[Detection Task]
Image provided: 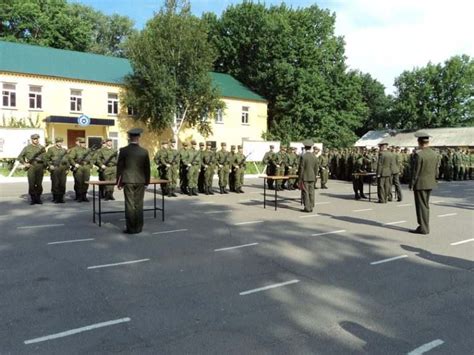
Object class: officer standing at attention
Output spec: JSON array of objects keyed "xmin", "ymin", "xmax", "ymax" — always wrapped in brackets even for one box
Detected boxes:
[
  {"xmin": 185, "ymin": 140, "xmax": 201, "ymax": 196},
  {"xmin": 216, "ymin": 142, "xmax": 230, "ymax": 194},
  {"xmin": 197, "ymin": 142, "xmax": 206, "ymax": 193},
  {"xmin": 409, "ymin": 132, "xmax": 438, "ymax": 235},
  {"xmin": 155, "ymin": 141, "xmax": 169, "ymax": 196},
  {"xmin": 179, "ymin": 142, "xmax": 190, "ymax": 194},
  {"xmin": 44, "ymin": 137, "xmax": 68, "ymax": 203},
  {"xmin": 228, "ymin": 145, "xmax": 237, "ymax": 192},
  {"xmin": 286, "ymin": 146, "xmax": 299, "ymax": 190},
  {"xmin": 166, "ymin": 139, "xmax": 180, "ymax": 197},
  {"xmin": 312, "ymin": 146, "xmax": 321, "ymax": 189},
  {"xmin": 298, "ymin": 140, "xmax": 319, "ymax": 213},
  {"xmin": 233, "ymin": 145, "xmax": 246, "ymax": 193},
  {"xmin": 262, "ymin": 145, "xmax": 276, "ymax": 189},
  {"xmin": 18, "ymin": 133, "xmax": 46, "ymax": 205},
  {"xmin": 68, "ymin": 137, "xmax": 92, "ymax": 202},
  {"xmin": 376, "ymin": 142, "xmax": 394, "ymax": 203},
  {"xmin": 390, "ymin": 146, "xmax": 403, "ymax": 202},
  {"xmin": 201, "ymin": 142, "xmax": 215, "ymax": 195},
  {"xmin": 97, "ymin": 138, "xmax": 118, "ymax": 201},
  {"xmin": 116, "ymin": 128, "xmax": 151, "ymax": 234},
  {"xmin": 319, "ymin": 148, "xmax": 329, "ymax": 189}
]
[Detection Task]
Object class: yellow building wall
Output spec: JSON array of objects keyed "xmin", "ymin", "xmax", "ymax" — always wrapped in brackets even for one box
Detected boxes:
[{"xmin": 1, "ymin": 72, "xmax": 268, "ymax": 156}]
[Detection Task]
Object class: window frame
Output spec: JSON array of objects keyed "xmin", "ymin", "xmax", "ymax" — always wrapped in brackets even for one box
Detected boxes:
[
  {"xmin": 241, "ymin": 106, "xmax": 250, "ymax": 125},
  {"xmin": 2, "ymin": 83, "xmax": 17, "ymax": 108},
  {"xmin": 215, "ymin": 109, "xmax": 224, "ymax": 124},
  {"xmin": 29, "ymin": 85, "xmax": 42, "ymax": 110},
  {"xmin": 107, "ymin": 93, "xmax": 119, "ymax": 116},
  {"xmin": 70, "ymin": 89, "xmax": 83, "ymax": 113}
]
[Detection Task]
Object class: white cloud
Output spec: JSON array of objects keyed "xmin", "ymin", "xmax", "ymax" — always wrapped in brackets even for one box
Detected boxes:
[{"xmin": 331, "ymin": 0, "xmax": 474, "ymax": 93}]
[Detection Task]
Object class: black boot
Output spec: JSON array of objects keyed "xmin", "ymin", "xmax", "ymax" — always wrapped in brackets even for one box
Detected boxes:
[
  {"xmin": 360, "ymin": 193, "xmax": 368, "ymax": 199},
  {"xmin": 205, "ymin": 187, "xmax": 209, "ymax": 195},
  {"xmin": 82, "ymin": 193, "xmax": 89, "ymax": 202},
  {"xmin": 74, "ymin": 192, "xmax": 79, "ymax": 201},
  {"xmin": 58, "ymin": 195, "xmax": 65, "ymax": 203},
  {"xmin": 192, "ymin": 188, "xmax": 198, "ymax": 196},
  {"xmin": 36, "ymin": 194, "xmax": 43, "ymax": 204},
  {"xmin": 171, "ymin": 188, "xmax": 178, "ymax": 197},
  {"xmin": 109, "ymin": 193, "xmax": 115, "ymax": 201},
  {"xmin": 223, "ymin": 188, "xmax": 229, "ymax": 194},
  {"xmin": 188, "ymin": 188, "xmax": 193, "ymax": 196},
  {"xmin": 220, "ymin": 187, "xmax": 224, "ymax": 194},
  {"xmin": 30, "ymin": 194, "xmax": 36, "ymax": 205},
  {"xmin": 355, "ymin": 193, "xmax": 361, "ymax": 200},
  {"xmin": 209, "ymin": 187, "xmax": 214, "ymax": 195}
]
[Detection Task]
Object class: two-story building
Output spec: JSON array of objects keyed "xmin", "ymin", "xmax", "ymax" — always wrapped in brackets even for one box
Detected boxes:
[{"xmin": 0, "ymin": 41, "xmax": 267, "ymax": 154}]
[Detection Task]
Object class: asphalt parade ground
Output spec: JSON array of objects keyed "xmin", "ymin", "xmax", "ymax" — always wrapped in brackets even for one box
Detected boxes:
[{"xmin": 0, "ymin": 178, "xmax": 473, "ymax": 354}]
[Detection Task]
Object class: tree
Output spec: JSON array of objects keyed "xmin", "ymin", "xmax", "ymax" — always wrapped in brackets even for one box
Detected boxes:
[
  {"xmin": 392, "ymin": 55, "xmax": 474, "ymax": 129},
  {"xmin": 123, "ymin": 0, "xmax": 224, "ymax": 141},
  {"xmin": 204, "ymin": 2, "xmax": 368, "ymax": 147},
  {"xmin": 0, "ymin": 0, "xmax": 135, "ymax": 56}
]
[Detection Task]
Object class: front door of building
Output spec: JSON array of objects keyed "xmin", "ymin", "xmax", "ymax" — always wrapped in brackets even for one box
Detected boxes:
[{"xmin": 67, "ymin": 129, "xmax": 86, "ymax": 149}]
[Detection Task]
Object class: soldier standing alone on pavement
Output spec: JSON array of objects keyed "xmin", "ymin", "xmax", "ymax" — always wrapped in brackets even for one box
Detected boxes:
[
  {"xmin": 409, "ymin": 132, "xmax": 438, "ymax": 235},
  {"xmin": 298, "ymin": 140, "xmax": 319, "ymax": 213},
  {"xmin": 116, "ymin": 128, "xmax": 151, "ymax": 234},
  {"xmin": 96, "ymin": 138, "xmax": 118, "ymax": 201},
  {"xmin": 18, "ymin": 133, "xmax": 46, "ymax": 205},
  {"xmin": 44, "ymin": 137, "xmax": 68, "ymax": 203}
]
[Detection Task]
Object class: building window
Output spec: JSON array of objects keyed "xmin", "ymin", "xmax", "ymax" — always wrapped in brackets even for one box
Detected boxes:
[
  {"xmin": 215, "ymin": 109, "xmax": 223, "ymax": 124},
  {"xmin": 109, "ymin": 131, "xmax": 119, "ymax": 150},
  {"xmin": 70, "ymin": 89, "xmax": 82, "ymax": 112},
  {"xmin": 241, "ymin": 106, "xmax": 249, "ymax": 124},
  {"xmin": 2, "ymin": 83, "xmax": 16, "ymax": 108},
  {"xmin": 108, "ymin": 93, "xmax": 119, "ymax": 115},
  {"xmin": 29, "ymin": 86, "xmax": 42, "ymax": 110}
]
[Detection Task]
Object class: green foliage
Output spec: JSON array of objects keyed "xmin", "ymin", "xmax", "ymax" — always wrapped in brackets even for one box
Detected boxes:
[
  {"xmin": 1, "ymin": 115, "xmax": 41, "ymax": 128},
  {"xmin": 0, "ymin": 0, "xmax": 135, "ymax": 56},
  {"xmin": 203, "ymin": 2, "xmax": 369, "ymax": 147},
  {"xmin": 391, "ymin": 55, "xmax": 474, "ymax": 129},
  {"xmin": 123, "ymin": 0, "xmax": 224, "ymax": 135}
]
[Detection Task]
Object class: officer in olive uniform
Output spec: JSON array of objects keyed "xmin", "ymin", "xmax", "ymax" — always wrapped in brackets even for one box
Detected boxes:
[
  {"xmin": 44, "ymin": 137, "xmax": 69, "ymax": 203},
  {"xmin": 390, "ymin": 147, "xmax": 403, "ymax": 202},
  {"xmin": 262, "ymin": 145, "xmax": 276, "ymax": 189},
  {"xmin": 197, "ymin": 142, "xmax": 206, "ymax": 193},
  {"xmin": 116, "ymin": 128, "xmax": 151, "ymax": 234},
  {"xmin": 185, "ymin": 140, "xmax": 201, "ymax": 196},
  {"xmin": 229, "ymin": 145, "xmax": 237, "ymax": 192},
  {"xmin": 298, "ymin": 140, "xmax": 319, "ymax": 213},
  {"xmin": 96, "ymin": 138, "xmax": 118, "ymax": 200},
  {"xmin": 232, "ymin": 145, "xmax": 246, "ymax": 193},
  {"xmin": 376, "ymin": 142, "xmax": 394, "ymax": 203},
  {"xmin": 201, "ymin": 142, "xmax": 215, "ymax": 195},
  {"xmin": 68, "ymin": 137, "xmax": 93, "ymax": 202},
  {"xmin": 216, "ymin": 142, "xmax": 230, "ymax": 194},
  {"xmin": 312, "ymin": 146, "xmax": 321, "ymax": 189},
  {"xmin": 409, "ymin": 132, "xmax": 438, "ymax": 235},
  {"xmin": 18, "ymin": 133, "xmax": 46, "ymax": 205},
  {"xmin": 319, "ymin": 149, "xmax": 329, "ymax": 189}
]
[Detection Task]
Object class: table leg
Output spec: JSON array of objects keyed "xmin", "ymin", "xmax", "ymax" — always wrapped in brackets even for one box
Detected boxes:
[
  {"xmin": 154, "ymin": 183, "xmax": 157, "ymax": 219},
  {"xmin": 161, "ymin": 184, "xmax": 165, "ymax": 222},
  {"xmin": 92, "ymin": 184, "xmax": 96, "ymax": 224},
  {"xmin": 369, "ymin": 177, "xmax": 372, "ymax": 202},
  {"xmin": 264, "ymin": 178, "xmax": 266, "ymax": 209},
  {"xmin": 98, "ymin": 186, "xmax": 102, "ymax": 227},
  {"xmin": 274, "ymin": 183, "xmax": 277, "ymax": 211}
]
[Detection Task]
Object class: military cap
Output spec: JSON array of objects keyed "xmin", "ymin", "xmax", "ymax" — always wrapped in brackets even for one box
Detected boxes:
[
  {"xmin": 280, "ymin": 146, "xmax": 286, "ymax": 150},
  {"xmin": 230, "ymin": 145, "xmax": 236, "ymax": 150},
  {"xmin": 221, "ymin": 142, "xmax": 227, "ymax": 147},
  {"xmin": 182, "ymin": 142, "xmax": 189, "ymax": 147},
  {"xmin": 78, "ymin": 137, "xmax": 86, "ymax": 143},
  {"xmin": 55, "ymin": 137, "xmax": 64, "ymax": 143},
  {"xmin": 269, "ymin": 145, "xmax": 274, "ymax": 149},
  {"xmin": 414, "ymin": 131, "xmax": 431, "ymax": 139},
  {"xmin": 302, "ymin": 139, "xmax": 313, "ymax": 147},
  {"xmin": 206, "ymin": 141, "xmax": 212, "ymax": 147},
  {"xmin": 237, "ymin": 145, "xmax": 243, "ymax": 149},
  {"xmin": 170, "ymin": 138, "xmax": 176, "ymax": 143},
  {"xmin": 199, "ymin": 142, "xmax": 205, "ymax": 147},
  {"xmin": 378, "ymin": 142, "xmax": 388, "ymax": 146},
  {"xmin": 313, "ymin": 146, "xmax": 320, "ymax": 151},
  {"xmin": 105, "ymin": 137, "xmax": 112, "ymax": 142},
  {"xmin": 191, "ymin": 140, "xmax": 197, "ymax": 145},
  {"xmin": 31, "ymin": 134, "xmax": 40, "ymax": 139},
  {"xmin": 127, "ymin": 128, "xmax": 143, "ymax": 137}
]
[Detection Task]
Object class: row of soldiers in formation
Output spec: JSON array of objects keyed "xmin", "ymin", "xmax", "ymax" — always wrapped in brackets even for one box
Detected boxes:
[{"xmin": 326, "ymin": 146, "xmax": 474, "ymax": 183}]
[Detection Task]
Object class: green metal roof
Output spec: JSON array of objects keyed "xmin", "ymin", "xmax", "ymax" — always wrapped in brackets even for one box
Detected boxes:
[{"xmin": 0, "ymin": 41, "xmax": 266, "ymax": 102}]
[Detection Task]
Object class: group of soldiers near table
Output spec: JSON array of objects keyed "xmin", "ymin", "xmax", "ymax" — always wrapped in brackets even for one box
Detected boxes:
[
  {"xmin": 17, "ymin": 134, "xmax": 118, "ymax": 205},
  {"xmin": 154, "ymin": 140, "xmax": 247, "ymax": 196}
]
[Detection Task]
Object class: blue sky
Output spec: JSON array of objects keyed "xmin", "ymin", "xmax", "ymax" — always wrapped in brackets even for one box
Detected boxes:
[{"xmin": 72, "ymin": 0, "xmax": 473, "ymax": 94}]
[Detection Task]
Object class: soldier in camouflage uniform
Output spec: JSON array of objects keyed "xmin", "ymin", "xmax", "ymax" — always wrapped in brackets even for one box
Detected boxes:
[
  {"xmin": 443, "ymin": 148, "xmax": 454, "ymax": 181},
  {"xmin": 312, "ymin": 146, "xmax": 321, "ymax": 189},
  {"xmin": 352, "ymin": 148, "xmax": 369, "ymax": 200},
  {"xmin": 216, "ymin": 142, "xmax": 230, "ymax": 194},
  {"xmin": 18, "ymin": 133, "xmax": 46, "ymax": 205},
  {"xmin": 201, "ymin": 142, "xmax": 215, "ymax": 195},
  {"xmin": 68, "ymin": 137, "xmax": 92, "ymax": 202},
  {"xmin": 197, "ymin": 142, "xmax": 206, "ymax": 193},
  {"xmin": 274, "ymin": 146, "xmax": 287, "ymax": 191},
  {"xmin": 390, "ymin": 146, "xmax": 403, "ymax": 202},
  {"xmin": 262, "ymin": 145, "xmax": 276, "ymax": 189},
  {"xmin": 231, "ymin": 145, "xmax": 246, "ymax": 193},
  {"xmin": 286, "ymin": 146, "xmax": 299, "ymax": 190},
  {"xmin": 94, "ymin": 140, "xmax": 107, "ymax": 198},
  {"xmin": 154, "ymin": 141, "xmax": 169, "ymax": 195},
  {"xmin": 184, "ymin": 140, "xmax": 201, "ymax": 196},
  {"xmin": 44, "ymin": 137, "xmax": 69, "ymax": 203},
  {"xmin": 179, "ymin": 142, "xmax": 190, "ymax": 194},
  {"xmin": 165, "ymin": 139, "xmax": 180, "ymax": 197},
  {"xmin": 229, "ymin": 145, "xmax": 237, "ymax": 192},
  {"xmin": 96, "ymin": 138, "xmax": 118, "ymax": 200},
  {"xmin": 319, "ymin": 149, "xmax": 329, "ymax": 189}
]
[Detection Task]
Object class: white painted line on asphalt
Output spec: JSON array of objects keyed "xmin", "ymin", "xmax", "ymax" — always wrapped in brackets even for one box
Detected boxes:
[
  {"xmin": 353, "ymin": 208, "xmax": 373, "ymax": 212},
  {"xmin": 87, "ymin": 259, "xmax": 150, "ymax": 270},
  {"xmin": 48, "ymin": 238, "xmax": 95, "ymax": 245},
  {"xmin": 432, "ymin": 200, "xmax": 444, "ymax": 204},
  {"xmin": 382, "ymin": 220, "xmax": 406, "ymax": 226},
  {"xmin": 370, "ymin": 255, "xmax": 408, "ymax": 265},
  {"xmin": 24, "ymin": 317, "xmax": 131, "ymax": 345},
  {"xmin": 204, "ymin": 210, "xmax": 232, "ymax": 214},
  {"xmin": 299, "ymin": 214, "xmax": 321, "ymax": 219},
  {"xmin": 450, "ymin": 238, "xmax": 474, "ymax": 246},
  {"xmin": 119, "ymin": 217, "xmax": 154, "ymax": 221},
  {"xmin": 193, "ymin": 201, "xmax": 216, "ymax": 205},
  {"xmin": 215, "ymin": 243, "xmax": 259, "ymax": 252},
  {"xmin": 152, "ymin": 229, "xmax": 188, "ymax": 235},
  {"xmin": 314, "ymin": 202, "xmax": 331, "ymax": 205},
  {"xmin": 17, "ymin": 224, "xmax": 65, "ymax": 230},
  {"xmin": 407, "ymin": 339, "xmax": 444, "ymax": 355},
  {"xmin": 240, "ymin": 279, "xmax": 300, "ymax": 296},
  {"xmin": 397, "ymin": 204, "xmax": 412, "ymax": 207},
  {"xmin": 437, "ymin": 213, "xmax": 457, "ymax": 218},
  {"xmin": 311, "ymin": 230, "xmax": 346, "ymax": 237},
  {"xmin": 234, "ymin": 221, "xmax": 264, "ymax": 226}
]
